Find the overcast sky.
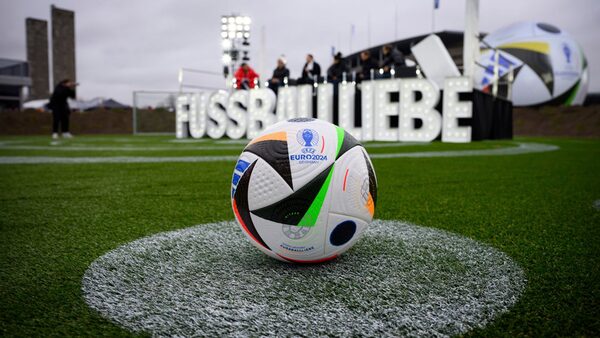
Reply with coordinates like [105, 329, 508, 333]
[1, 0, 599, 104]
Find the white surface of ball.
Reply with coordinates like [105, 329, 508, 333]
[231, 118, 377, 263]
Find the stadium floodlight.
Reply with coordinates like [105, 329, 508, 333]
[221, 15, 251, 42]
[221, 14, 252, 78]
[221, 15, 251, 38]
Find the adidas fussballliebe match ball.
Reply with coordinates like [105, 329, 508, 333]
[231, 118, 377, 263]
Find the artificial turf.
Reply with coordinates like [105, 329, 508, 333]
[0, 135, 598, 336]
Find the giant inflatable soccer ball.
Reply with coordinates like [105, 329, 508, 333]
[475, 21, 589, 106]
[231, 118, 377, 263]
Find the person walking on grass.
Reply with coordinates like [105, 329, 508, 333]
[48, 78, 77, 139]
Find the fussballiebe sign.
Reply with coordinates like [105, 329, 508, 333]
[176, 76, 473, 143]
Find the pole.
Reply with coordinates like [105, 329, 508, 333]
[349, 25, 353, 53]
[367, 13, 371, 47]
[259, 25, 266, 82]
[132, 91, 137, 135]
[178, 68, 183, 94]
[463, 0, 480, 79]
[507, 65, 514, 101]
[432, 1, 435, 33]
[492, 49, 499, 98]
[395, 4, 398, 40]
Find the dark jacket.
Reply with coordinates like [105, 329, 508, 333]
[48, 83, 75, 113]
[327, 61, 349, 82]
[272, 66, 290, 82]
[381, 48, 406, 70]
[301, 61, 321, 81]
[359, 57, 378, 80]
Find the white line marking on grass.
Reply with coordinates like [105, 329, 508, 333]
[0, 142, 558, 164]
[215, 139, 250, 144]
[82, 220, 526, 337]
[0, 144, 244, 151]
[594, 200, 600, 210]
[0, 140, 24, 146]
[0, 141, 426, 151]
[168, 138, 209, 143]
[370, 142, 558, 158]
[171, 141, 429, 147]
[363, 142, 429, 148]
[169, 139, 247, 144]
[0, 155, 239, 164]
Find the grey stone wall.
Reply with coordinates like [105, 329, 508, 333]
[51, 6, 76, 88]
[26, 18, 49, 99]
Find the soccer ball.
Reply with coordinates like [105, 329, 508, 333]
[475, 21, 589, 106]
[231, 118, 377, 263]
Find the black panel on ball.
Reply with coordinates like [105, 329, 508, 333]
[336, 130, 362, 160]
[330, 221, 357, 246]
[288, 117, 315, 122]
[245, 140, 293, 190]
[233, 160, 271, 250]
[251, 164, 333, 225]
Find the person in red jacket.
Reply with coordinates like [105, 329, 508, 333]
[234, 63, 259, 89]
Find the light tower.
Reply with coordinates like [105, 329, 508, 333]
[221, 14, 251, 88]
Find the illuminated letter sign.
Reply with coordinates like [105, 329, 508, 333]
[175, 77, 474, 143]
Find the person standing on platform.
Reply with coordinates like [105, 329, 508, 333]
[358, 51, 378, 82]
[234, 63, 259, 90]
[299, 54, 321, 84]
[48, 78, 77, 139]
[268, 57, 290, 93]
[327, 52, 348, 83]
[381, 44, 406, 77]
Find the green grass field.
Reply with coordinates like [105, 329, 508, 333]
[0, 135, 598, 336]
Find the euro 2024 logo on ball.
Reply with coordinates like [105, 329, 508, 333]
[297, 128, 319, 153]
[290, 129, 328, 163]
